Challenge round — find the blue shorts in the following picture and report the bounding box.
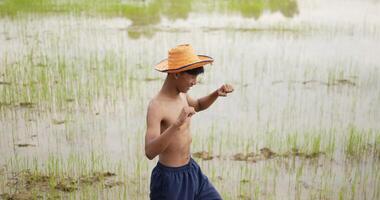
[150,158,222,200]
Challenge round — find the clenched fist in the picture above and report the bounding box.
[173,106,196,128]
[216,84,234,97]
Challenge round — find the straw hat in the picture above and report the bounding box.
[155,44,213,73]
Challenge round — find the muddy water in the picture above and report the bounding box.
[0,0,379,199]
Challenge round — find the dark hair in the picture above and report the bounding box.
[182,67,204,76]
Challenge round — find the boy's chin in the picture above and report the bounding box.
[180,88,190,93]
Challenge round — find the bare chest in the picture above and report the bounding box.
[160,97,189,133]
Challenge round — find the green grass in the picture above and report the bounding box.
[345,126,373,158]
[0,0,299,21]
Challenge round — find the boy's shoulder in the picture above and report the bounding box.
[147,94,164,113]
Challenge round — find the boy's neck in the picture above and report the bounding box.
[160,76,181,99]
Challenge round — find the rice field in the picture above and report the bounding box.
[0,0,379,199]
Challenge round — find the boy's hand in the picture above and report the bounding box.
[174,106,196,128]
[216,84,234,97]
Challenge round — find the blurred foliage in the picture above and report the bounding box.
[0,0,298,39]
[0,0,298,19]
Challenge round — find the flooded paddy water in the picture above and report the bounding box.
[0,0,379,199]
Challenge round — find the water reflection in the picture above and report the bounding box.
[121,0,192,39]
[0,0,298,39]
[123,0,299,39]
[227,0,298,19]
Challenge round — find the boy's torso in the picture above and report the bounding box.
[155,93,192,167]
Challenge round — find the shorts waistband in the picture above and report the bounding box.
[157,158,195,172]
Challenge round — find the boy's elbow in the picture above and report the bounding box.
[145,148,156,160]
[145,153,155,160]
[196,101,203,112]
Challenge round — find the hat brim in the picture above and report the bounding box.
[155,55,214,73]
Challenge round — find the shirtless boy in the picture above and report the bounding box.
[145,44,233,200]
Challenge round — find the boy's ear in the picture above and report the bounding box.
[174,73,180,79]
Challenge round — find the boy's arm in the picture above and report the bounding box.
[187,84,234,112]
[145,101,195,160]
